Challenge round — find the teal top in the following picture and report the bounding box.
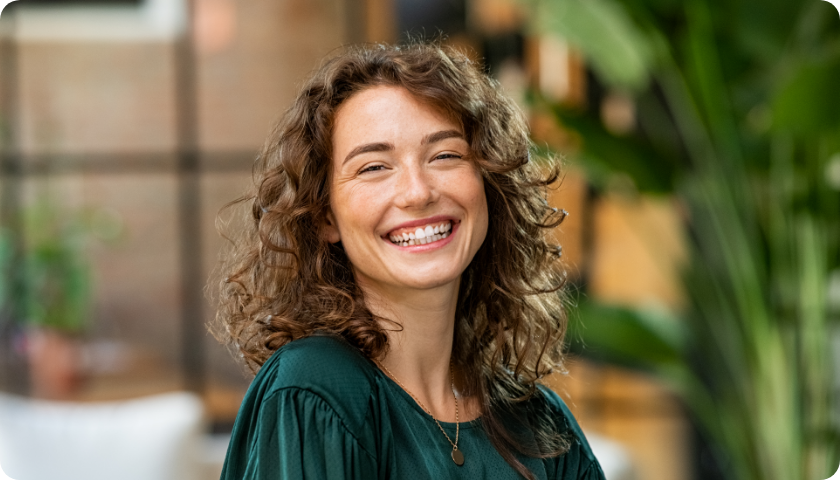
[221,335,606,480]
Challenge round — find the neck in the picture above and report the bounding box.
[360,279,462,421]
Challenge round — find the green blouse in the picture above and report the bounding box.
[221,335,605,480]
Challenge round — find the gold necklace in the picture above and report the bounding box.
[377,362,465,466]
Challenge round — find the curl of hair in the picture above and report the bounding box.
[211,42,570,480]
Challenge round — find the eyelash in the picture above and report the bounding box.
[358,164,385,174]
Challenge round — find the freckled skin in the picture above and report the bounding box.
[324,86,489,297]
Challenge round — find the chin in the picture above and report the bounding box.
[400,273,462,291]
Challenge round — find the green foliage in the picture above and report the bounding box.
[567,300,684,368]
[543,102,678,192]
[527,0,840,478]
[773,57,840,135]
[528,0,656,90]
[0,201,92,333]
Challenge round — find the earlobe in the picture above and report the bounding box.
[322,210,341,243]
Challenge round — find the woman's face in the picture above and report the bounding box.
[325,86,489,297]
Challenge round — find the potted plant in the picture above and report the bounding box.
[0,199,92,399]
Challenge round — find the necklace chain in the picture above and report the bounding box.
[377,362,460,453]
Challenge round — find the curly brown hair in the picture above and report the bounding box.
[213,42,570,479]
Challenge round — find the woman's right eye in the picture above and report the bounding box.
[359,164,385,174]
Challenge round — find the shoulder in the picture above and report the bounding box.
[223,336,383,478]
[252,334,380,432]
[536,385,596,454]
[260,334,377,387]
[535,385,586,440]
[535,385,603,474]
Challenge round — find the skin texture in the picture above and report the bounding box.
[324,86,488,420]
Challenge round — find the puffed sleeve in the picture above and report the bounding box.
[537,386,607,480]
[221,387,379,480]
[580,463,607,479]
[550,451,606,480]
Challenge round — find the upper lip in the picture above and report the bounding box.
[383,215,456,236]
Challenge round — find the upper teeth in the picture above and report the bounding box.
[388,222,452,246]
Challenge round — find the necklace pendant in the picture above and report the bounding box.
[451,447,465,466]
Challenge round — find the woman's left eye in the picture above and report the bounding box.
[434,153,463,161]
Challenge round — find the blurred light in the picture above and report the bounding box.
[747,104,772,133]
[10,0,185,42]
[496,58,528,113]
[828,269,840,313]
[601,91,635,135]
[538,35,570,102]
[469,0,522,35]
[825,153,840,190]
[194,0,236,55]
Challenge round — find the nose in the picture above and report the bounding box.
[395,164,438,209]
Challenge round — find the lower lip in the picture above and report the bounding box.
[385,223,459,252]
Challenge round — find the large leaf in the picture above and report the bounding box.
[682,1,744,163]
[772,56,840,135]
[529,0,656,91]
[567,298,685,369]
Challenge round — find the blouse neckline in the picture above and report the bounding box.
[367,359,483,430]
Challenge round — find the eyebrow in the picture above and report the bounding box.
[421,129,465,145]
[341,130,466,166]
[342,142,394,166]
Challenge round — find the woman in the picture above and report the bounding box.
[215,43,605,480]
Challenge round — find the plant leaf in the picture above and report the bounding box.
[530,0,655,91]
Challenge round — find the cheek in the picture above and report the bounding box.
[455,170,489,242]
[465,169,488,212]
[329,192,387,260]
[473,188,490,243]
[330,184,378,231]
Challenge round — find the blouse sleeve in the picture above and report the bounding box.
[536,386,607,480]
[579,461,607,480]
[547,444,607,480]
[221,387,379,480]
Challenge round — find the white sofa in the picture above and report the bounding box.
[0,392,204,480]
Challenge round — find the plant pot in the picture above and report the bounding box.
[25,327,84,400]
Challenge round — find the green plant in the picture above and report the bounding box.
[524,0,840,478]
[0,200,91,333]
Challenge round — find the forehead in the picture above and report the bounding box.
[332,86,463,140]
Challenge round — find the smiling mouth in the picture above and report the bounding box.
[387,220,453,247]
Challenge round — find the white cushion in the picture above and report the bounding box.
[0,392,204,480]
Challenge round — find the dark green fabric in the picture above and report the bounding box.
[221,335,606,480]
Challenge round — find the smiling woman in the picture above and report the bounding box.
[213,43,605,480]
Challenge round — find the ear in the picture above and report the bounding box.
[321,209,341,243]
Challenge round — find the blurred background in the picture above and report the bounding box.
[0,0,838,479]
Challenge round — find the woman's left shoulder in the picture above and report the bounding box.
[534,385,606,479]
[534,385,585,438]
